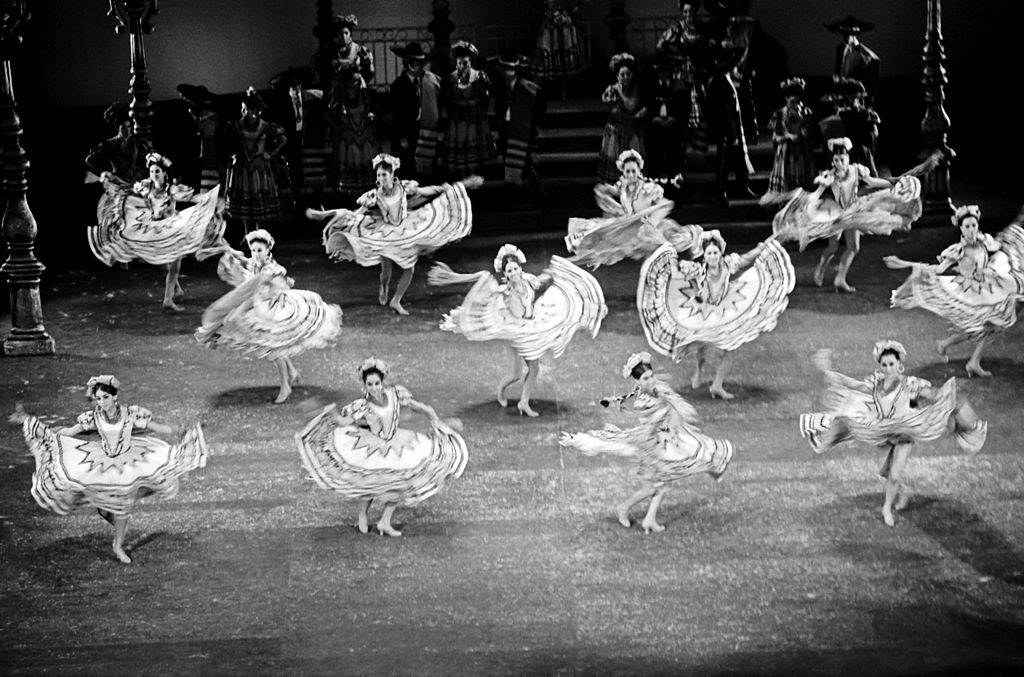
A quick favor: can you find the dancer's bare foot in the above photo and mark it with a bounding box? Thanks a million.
[935,339,949,363]
[389,301,409,316]
[162,300,184,313]
[376,521,402,537]
[691,369,702,389]
[497,387,509,408]
[378,284,388,306]
[113,545,132,564]
[357,512,369,534]
[641,518,665,534]
[894,490,912,512]
[273,385,292,405]
[616,506,631,528]
[289,368,301,386]
[966,361,992,378]
[517,402,539,417]
[709,385,734,400]
[833,279,856,294]
[881,506,895,527]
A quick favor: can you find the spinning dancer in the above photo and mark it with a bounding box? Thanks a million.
[90,151,226,312]
[428,244,608,417]
[637,231,795,399]
[194,229,343,404]
[885,205,1024,377]
[768,137,926,293]
[801,342,987,527]
[566,149,703,269]
[295,357,468,537]
[559,352,733,534]
[307,153,482,315]
[9,375,208,563]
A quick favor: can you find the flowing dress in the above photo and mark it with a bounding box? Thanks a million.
[440,70,497,175]
[565,178,703,268]
[435,256,607,361]
[799,370,988,477]
[296,385,468,505]
[638,241,795,357]
[20,405,208,516]
[328,82,381,196]
[772,166,922,250]
[226,118,286,220]
[194,252,343,360]
[598,84,645,183]
[890,226,1024,340]
[322,180,473,269]
[89,176,226,266]
[560,379,733,486]
[535,4,583,79]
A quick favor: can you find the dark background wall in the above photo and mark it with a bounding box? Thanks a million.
[5,0,1020,267]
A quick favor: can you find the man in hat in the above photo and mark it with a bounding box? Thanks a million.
[85,102,153,184]
[268,66,323,212]
[827,15,880,106]
[644,51,690,182]
[703,45,755,206]
[388,42,442,176]
[492,51,546,193]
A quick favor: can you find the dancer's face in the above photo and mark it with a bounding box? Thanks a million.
[620,161,641,183]
[241,103,259,122]
[503,259,522,281]
[878,354,901,379]
[94,389,117,415]
[703,243,723,268]
[340,27,352,48]
[148,164,166,186]
[636,368,656,394]
[376,167,395,190]
[831,150,849,174]
[617,66,633,89]
[249,241,269,264]
[363,373,384,401]
[959,217,979,244]
[455,56,472,76]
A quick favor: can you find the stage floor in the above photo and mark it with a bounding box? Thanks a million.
[2,226,1024,676]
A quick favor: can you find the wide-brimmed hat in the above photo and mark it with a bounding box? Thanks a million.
[391,42,427,61]
[270,66,315,89]
[177,83,216,106]
[825,15,874,35]
[491,50,523,68]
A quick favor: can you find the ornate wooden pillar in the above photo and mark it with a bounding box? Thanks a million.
[428,0,454,77]
[107,0,159,142]
[312,0,335,88]
[919,0,954,214]
[605,0,631,55]
[1,0,54,356]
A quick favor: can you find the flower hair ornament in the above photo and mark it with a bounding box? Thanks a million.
[494,243,526,273]
[357,357,390,380]
[827,137,852,153]
[622,352,653,379]
[336,13,358,29]
[245,228,275,250]
[699,229,727,254]
[609,52,637,74]
[145,152,172,169]
[952,204,981,227]
[615,149,644,173]
[872,339,907,363]
[450,40,479,60]
[86,374,121,395]
[780,77,806,93]
[372,153,400,172]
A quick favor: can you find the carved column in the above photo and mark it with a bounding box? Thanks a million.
[604,0,631,55]
[107,0,159,142]
[919,0,954,214]
[312,0,335,88]
[428,0,455,77]
[1,0,54,356]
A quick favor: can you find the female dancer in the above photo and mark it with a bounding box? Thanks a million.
[194,229,343,404]
[763,77,814,199]
[326,63,381,197]
[295,357,468,536]
[768,137,925,293]
[225,87,287,235]
[559,352,733,534]
[307,153,482,315]
[90,151,226,312]
[566,149,703,268]
[801,342,987,527]
[598,53,646,184]
[637,231,795,399]
[332,14,374,84]
[884,205,1024,377]
[9,375,207,563]
[440,41,496,177]
[428,244,607,417]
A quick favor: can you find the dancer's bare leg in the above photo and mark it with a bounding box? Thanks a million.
[388,264,415,316]
[936,331,970,362]
[833,229,860,293]
[273,358,292,404]
[378,260,393,305]
[376,502,402,536]
[882,442,912,526]
[617,483,657,528]
[498,347,524,407]
[163,259,184,312]
[709,349,737,400]
[112,515,132,563]
[356,499,371,533]
[285,357,300,385]
[814,234,840,286]
[517,359,541,417]
[691,345,707,389]
[965,337,993,377]
[641,487,669,533]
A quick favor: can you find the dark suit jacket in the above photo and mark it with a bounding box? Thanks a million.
[834,42,880,101]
